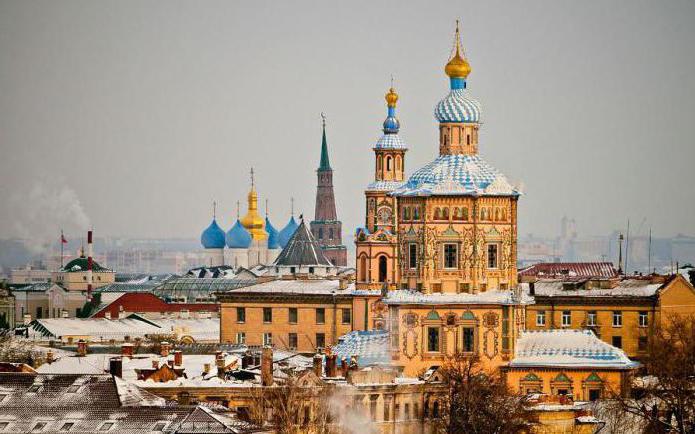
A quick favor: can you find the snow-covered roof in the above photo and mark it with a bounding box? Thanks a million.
[521,279,663,298]
[331,330,390,367]
[382,289,532,305]
[510,330,638,369]
[219,279,355,296]
[365,180,405,192]
[519,262,618,279]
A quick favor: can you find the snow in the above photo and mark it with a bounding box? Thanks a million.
[383,289,533,305]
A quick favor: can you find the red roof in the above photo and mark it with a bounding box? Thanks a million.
[519,262,618,278]
[92,292,218,318]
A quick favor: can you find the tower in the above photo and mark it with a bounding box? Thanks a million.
[310,114,347,266]
[355,84,408,289]
[240,168,268,267]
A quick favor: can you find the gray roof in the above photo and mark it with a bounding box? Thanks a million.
[521,279,664,298]
[273,219,333,267]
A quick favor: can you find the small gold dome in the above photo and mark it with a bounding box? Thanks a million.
[445,21,471,79]
[385,87,398,108]
[240,183,268,241]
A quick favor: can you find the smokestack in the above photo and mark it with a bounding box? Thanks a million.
[313,353,323,377]
[160,342,171,357]
[216,354,226,379]
[109,357,123,378]
[121,343,133,359]
[340,357,349,377]
[87,230,93,301]
[77,339,87,357]
[174,350,183,367]
[261,346,273,386]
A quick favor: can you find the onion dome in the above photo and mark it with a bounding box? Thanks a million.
[240,170,267,241]
[434,21,481,123]
[226,219,252,249]
[375,86,407,150]
[278,216,299,248]
[391,154,520,197]
[200,218,226,249]
[265,216,280,249]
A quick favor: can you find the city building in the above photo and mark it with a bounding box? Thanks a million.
[310,116,348,266]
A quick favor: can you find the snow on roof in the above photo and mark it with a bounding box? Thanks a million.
[510,330,637,369]
[521,279,663,298]
[223,279,355,296]
[331,330,391,366]
[382,289,532,305]
[519,262,618,278]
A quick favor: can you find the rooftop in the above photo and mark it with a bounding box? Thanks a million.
[273,219,333,267]
[217,279,355,297]
[519,262,618,279]
[331,330,391,367]
[382,289,532,305]
[521,278,667,298]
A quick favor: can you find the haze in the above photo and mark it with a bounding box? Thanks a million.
[1,0,694,245]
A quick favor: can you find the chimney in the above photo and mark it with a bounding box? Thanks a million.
[313,353,323,377]
[339,277,347,290]
[109,357,123,378]
[168,359,174,369]
[261,346,273,386]
[61,310,68,318]
[87,230,93,301]
[340,357,349,377]
[203,363,210,374]
[216,354,226,379]
[160,341,171,357]
[23,314,31,326]
[77,339,87,357]
[327,354,338,377]
[46,350,54,364]
[104,311,111,320]
[152,359,159,369]
[174,350,183,367]
[529,281,535,296]
[121,343,133,359]
[241,353,253,369]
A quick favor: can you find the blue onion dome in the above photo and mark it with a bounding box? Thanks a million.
[226,219,252,249]
[201,218,226,249]
[265,216,280,249]
[278,216,299,248]
[391,154,520,197]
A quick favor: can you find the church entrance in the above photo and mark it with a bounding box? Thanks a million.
[378,256,388,282]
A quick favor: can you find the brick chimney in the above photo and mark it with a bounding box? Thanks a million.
[313,353,323,377]
[46,350,54,364]
[216,354,226,379]
[160,341,171,357]
[261,346,273,386]
[327,354,338,377]
[109,357,123,378]
[174,350,182,367]
[340,357,349,377]
[152,359,159,369]
[77,339,87,357]
[168,359,174,369]
[203,363,210,375]
[121,343,133,359]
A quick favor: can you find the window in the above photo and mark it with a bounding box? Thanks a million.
[0,422,8,430]
[588,389,601,401]
[587,311,597,327]
[316,308,325,324]
[318,228,323,240]
[638,336,648,351]
[341,308,351,325]
[263,333,273,346]
[289,308,298,324]
[427,327,440,352]
[99,422,115,431]
[463,327,475,352]
[32,422,47,432]
[408,243,417,269]
[413,207,420,220]
[562,310,571,327]
[443,244,457,269]
[66,385,80,393]
[487,244,498,269]
[536,311,546,327]
[236,307,245,323]
[236,332,246,344]
[60,422,75,431]
[28,384,41,393]
[329,228,333,239]
[639,311,648,327]
[288,333,298,350]
[612,311,622,327]
[612,336,622,348]
[316,333,326,348]
[152,422,167,432]
[263,307,272,323]
[404,403,410,420]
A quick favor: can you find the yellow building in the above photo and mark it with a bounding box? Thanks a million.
[523,274,695,359]
[356,23,521,294]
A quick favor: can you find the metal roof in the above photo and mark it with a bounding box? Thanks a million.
[273,219,333,267]
[519,262,618,278]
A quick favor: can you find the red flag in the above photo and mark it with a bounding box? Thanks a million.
[61,234,68,244]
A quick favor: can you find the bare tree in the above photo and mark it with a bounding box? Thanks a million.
[0,335,42,364]
[433,353,531,434]
[608,314,695,434]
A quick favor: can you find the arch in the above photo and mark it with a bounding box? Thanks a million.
[359,255,367,282]
[378,255,388,283]
[386,156,392,172]
[395,155,402,171]
[376,155,382,174]
[404,207,411,220]
[442,207,449,220]
[434,208,442,220]
[413,206,420,220]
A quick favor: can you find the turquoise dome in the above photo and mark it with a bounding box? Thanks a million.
[278,216,299,248]
[201,218,226,249]
[265,216,280,249]
[226,219,252,249]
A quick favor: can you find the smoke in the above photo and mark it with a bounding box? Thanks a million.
[6,178,90,254]
[328,392,380,434]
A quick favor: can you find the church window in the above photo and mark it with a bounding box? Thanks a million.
[378,255,388,282]
[396,155,401,171]
[480,208,487,220]
[359,256,367,282]
[376,156,382,173]
[463,327,475,353]
[329,228,333,239]
[462,207,469,221]
[386,156,392,171]
[495,208,501,221]
[403,207,411,220]
[442,208,449,220]
[443,244,458,269]
[427,327,440,352]
[487,244,498,269]
[408,243,418,269]
[413,207,420,220]
[466,134,470,145]
[501,209,507,221]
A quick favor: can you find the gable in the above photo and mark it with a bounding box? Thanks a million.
[553,372,571,383]
[585,372,602,382]
[521,372,541,382]
[659,275,695,314]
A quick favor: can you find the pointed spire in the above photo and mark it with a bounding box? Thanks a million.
[319,113,331,171]
[213,201,217,219]
[250,167,255,189]
[445,19,471,87]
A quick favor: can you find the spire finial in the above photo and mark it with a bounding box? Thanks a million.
[236,201,240,220]
[291,197,295,217]
[213,201,217,219]
[265,199,269,217]
[454,19,461,56]
[445,19,471,82]
[250,167,255,188]
[319,115,331,170]
[321,112,326,129]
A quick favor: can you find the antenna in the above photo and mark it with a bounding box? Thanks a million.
[390,74,394,89]
[625,219,631,274]
[265,199,269,217]
[648,227,652,274]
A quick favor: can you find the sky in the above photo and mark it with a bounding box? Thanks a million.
[0,0,694,246]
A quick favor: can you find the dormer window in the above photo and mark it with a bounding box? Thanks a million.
[98,422,115,431]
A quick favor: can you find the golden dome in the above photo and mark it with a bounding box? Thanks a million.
[385,87,398,108]
[240,171,267,241]
[445,21,471,79]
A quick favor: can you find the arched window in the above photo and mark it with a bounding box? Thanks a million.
[359,256,367,282]
[501,209,507,221]
[329,228,333,239]
[396,155,401,171]
[434,208,441,220]
[442,208,449,220]
[404,207,411,220]
[318,228,323,239]
[481,208,487,221]
[495,208,500,221]
[462,207,469,221]
[386,156,392,172]
[378,256,388,283]
[413,207,420,220]
[467,134,470,145]
[376,155,382,174]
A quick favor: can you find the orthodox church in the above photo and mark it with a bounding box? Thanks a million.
[199,172,299,268]
[355,23,521,293]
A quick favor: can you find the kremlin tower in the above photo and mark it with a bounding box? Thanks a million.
[310,115,347,266]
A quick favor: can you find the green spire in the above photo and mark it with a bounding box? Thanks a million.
[319,113,331,171]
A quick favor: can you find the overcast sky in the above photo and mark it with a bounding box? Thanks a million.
[1,0,693,245]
